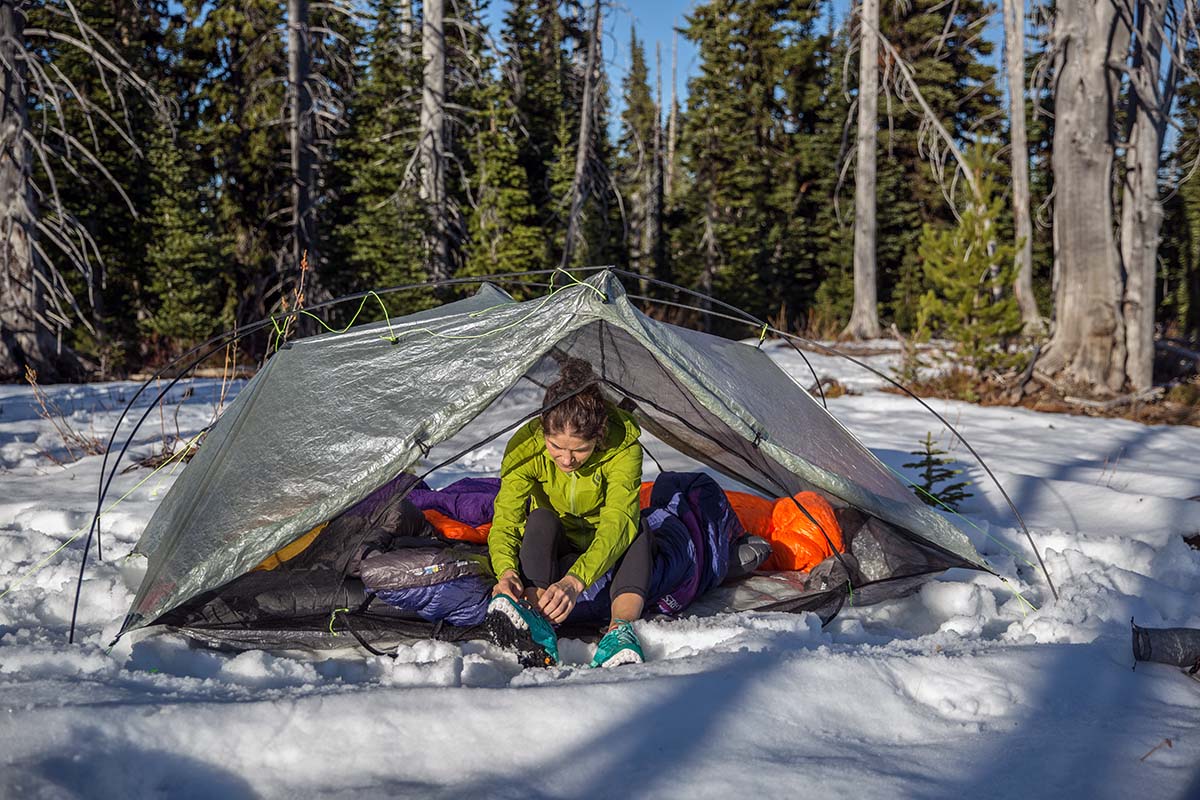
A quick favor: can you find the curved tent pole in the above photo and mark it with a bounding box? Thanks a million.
[621,289,1059,604]
[71,269,608,643]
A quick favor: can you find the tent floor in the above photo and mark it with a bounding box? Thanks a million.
[154,568,945,655]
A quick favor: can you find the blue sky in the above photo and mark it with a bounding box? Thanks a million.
[481,1,703,119]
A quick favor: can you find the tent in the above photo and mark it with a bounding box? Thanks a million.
[118,270,993,651]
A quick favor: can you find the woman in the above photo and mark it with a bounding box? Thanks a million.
[485,359,649,668]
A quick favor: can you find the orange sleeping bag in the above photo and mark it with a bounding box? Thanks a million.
[764,491,843,571]
[639,482,843,572]
[423,509,491,544]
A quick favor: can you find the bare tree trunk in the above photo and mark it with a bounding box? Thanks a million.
[419,0,449,282]
[1119,0,1169,391]
[399,0,413,57]
[0,0,60,380]
[701,193,717,332]
[1005,0,1041,332]
[1039,0,1131,392]
[846,0,881,339]
[665,30,678,203]
[561,0,601,269]
[288,0,316,274]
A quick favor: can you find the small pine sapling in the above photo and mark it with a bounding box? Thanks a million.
[914,145,1023,373]
[903,432,972,511]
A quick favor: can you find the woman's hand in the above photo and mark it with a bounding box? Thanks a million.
[493,569,524,600]
[538,575,584,624]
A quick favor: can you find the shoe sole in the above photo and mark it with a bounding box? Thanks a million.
[597,648,644,669]
[482,606,556,669]
[488,596,532,632]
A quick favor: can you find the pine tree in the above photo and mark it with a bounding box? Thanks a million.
[142,124,227,348]
[182,0,290,340]
[876,0,1005,330]
[915,146,1022,371]
[676,0,830,320]
[323,0,429,316]
[576,25,624,269]
[616,26,658,278]
[462,101,545,278]
[811,21,857,327]
[443,0,501,278]
[903,432,972,510]
[501,0,572,227]
[1159,45,1200,341]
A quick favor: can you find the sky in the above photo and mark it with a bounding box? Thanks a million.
[481,1,703,120]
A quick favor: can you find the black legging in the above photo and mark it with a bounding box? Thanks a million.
[518,507,653,599]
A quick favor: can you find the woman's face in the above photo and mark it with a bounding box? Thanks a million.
[544,429,597,473]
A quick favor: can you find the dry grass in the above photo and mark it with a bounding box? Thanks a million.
[24,366,106,464]
[886,367,1200,427]
[798,306,847,342]
[808,377,855,399]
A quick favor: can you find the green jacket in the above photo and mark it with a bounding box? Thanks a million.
[488,406,643,588]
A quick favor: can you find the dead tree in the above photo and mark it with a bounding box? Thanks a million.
[288,0,315,276]
[1004,0,1042,332]
[0,0,158,380]
[1040,0,1196,392]
[1119,0,1173,390]
[0,0,57,379]
[560,0,601,269]
[665,29,678,203]
[846,0,882,339]
[419,0,449,282]
[1041,0,1130,391]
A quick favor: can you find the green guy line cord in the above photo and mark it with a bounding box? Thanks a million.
[328,607,350,636]
[0,433,203,603]
[270,291,401,353]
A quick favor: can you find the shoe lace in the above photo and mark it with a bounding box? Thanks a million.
[606,622,638,647]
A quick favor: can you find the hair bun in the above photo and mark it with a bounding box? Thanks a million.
[556,357,596,390]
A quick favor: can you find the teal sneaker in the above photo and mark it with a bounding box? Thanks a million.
[589,621,644,668]
[483,594,559,668]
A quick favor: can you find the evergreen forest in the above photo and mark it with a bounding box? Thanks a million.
[1,0,1198,397]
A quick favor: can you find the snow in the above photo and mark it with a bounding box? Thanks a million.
[3,349,1200,799]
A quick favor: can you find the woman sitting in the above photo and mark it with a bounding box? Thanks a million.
[485,359,649,668]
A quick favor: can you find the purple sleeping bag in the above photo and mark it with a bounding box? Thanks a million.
[359,548,491,626]
[365,472,742,627]
[408,478,501,527]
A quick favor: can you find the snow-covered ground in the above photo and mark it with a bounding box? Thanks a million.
[2,345,1200,799]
